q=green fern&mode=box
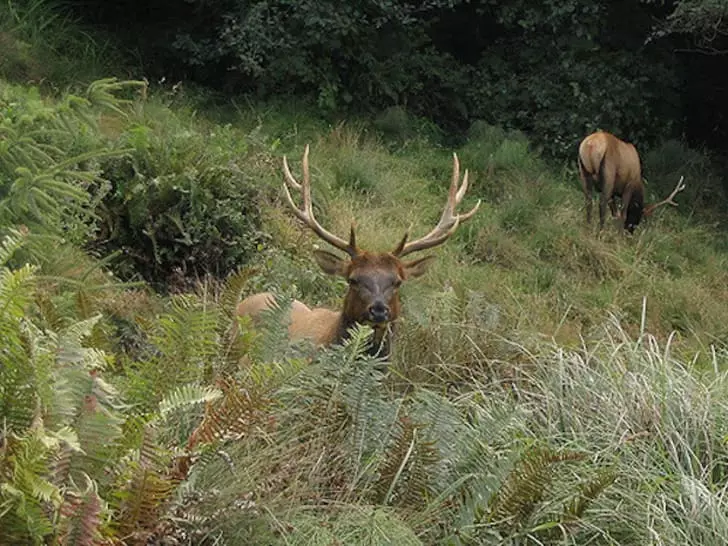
[217,267,258,375]
[562,468,617,521]
[187,377,271,450]
[374,415,440,509]
[158,385,223,418]
[84,78,147,118]
[123,294,221,413]
[0,426,61,542]
[287,506,423,546]
[486,445,585,531]
[152,295,220,373]
[112,424,178,541]
[0,231,37,434]
[249,292,296,364]
[0,227,28,265]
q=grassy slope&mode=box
[2,77,728,544]
[239,112,728,367]
[173,107,728,543]
[3,4,728,543]
[211,108,728,543]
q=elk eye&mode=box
[394,279,402,288]
[347,277,359,286]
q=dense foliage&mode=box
[94,104,263,289]
[0,76,264,289]
[3,1,728,544]
[1,73,727,542]
[63,0,727,156]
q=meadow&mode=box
[2,3,728,544]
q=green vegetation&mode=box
[60,0,728,158]
[2,1,728,545]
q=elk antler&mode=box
[393,153,481,258]
[282,145,358,257]
[644,175,686,216]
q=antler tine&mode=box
[282,145,357,256]
[283,157,301,190]
[644,175,686,216]
[393,153,481,257]
[663,175,686,206]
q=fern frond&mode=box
[113,425,178,540]
[217,268,258,374]
[151,294,220,379]
[287,506,422,546]
[85,78,147,118]
[0,428,62,542]
[115,466,176,541]
[57,475,105,546]
[158,385,222,417]
[563,469,617,521]
[56,315,103,356]
[0,227,28,266]
[0,263,36,317]
[221,267,258,320]
[487,445,585,530]
[374,415,440,509]
[250,293,294,364]
[187,378,271,450]
[0,250,38,435]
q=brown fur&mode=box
[578,131,645,232]
[236,251,433,358]
[236,292,341,346]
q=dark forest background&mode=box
[64,0,728,158]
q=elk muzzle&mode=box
[367,301,391,324]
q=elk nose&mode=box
[368,302,390,323]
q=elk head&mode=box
[282,145,480,340]
[636,175,687,231]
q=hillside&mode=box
[1,75,728,545]
[2,4,728,544]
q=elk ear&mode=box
[402,255,436,279]
[313,249,349,276]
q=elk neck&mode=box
[335,311,393,358]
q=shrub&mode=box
[92,112,264,290]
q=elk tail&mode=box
[578,154,587,178]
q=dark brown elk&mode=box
[236,145,480,358]
[578,131,685,233]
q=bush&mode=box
[93,112,264,290]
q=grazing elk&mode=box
[578,131,686,233]
[236,145,480,358]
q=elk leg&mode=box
[580,166,593,224]
[585,190,593,225]
[598,194,609,230]
[608,198,619,219]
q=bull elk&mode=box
[578,131,686,233]
[236,145,480,358]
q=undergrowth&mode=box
[2,22,728,543]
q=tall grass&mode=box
[241,119,728,363]
[2,48,728,542]
[0,0,124,87]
